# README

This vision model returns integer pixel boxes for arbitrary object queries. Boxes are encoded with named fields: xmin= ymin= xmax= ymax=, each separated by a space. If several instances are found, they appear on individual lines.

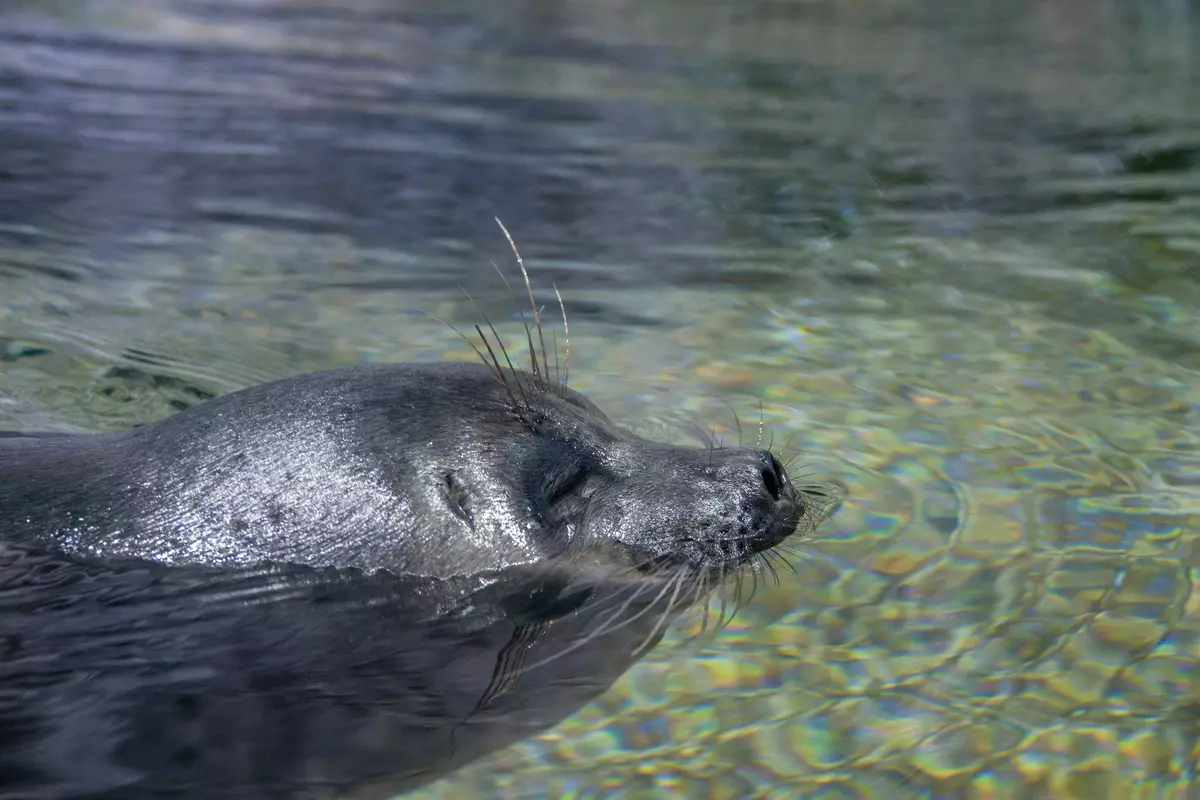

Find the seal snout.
xmin=683 ymin=447 xmax=801 ymax=564
xmin=747 ymin=449 xmax=800 ymax=551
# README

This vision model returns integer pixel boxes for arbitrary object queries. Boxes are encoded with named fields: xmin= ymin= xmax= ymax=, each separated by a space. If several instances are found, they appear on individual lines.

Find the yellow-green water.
xmin=2 ymin=1 xmax=1199 ymax=797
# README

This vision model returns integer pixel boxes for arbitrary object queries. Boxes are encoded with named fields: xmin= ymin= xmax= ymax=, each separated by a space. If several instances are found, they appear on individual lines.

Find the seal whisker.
xmin=554 ymin=555 xmax=669 ymax=630
xmin=766 ymin=547 xmax=799 ymax=577
xmin=475 ymin=325 xmax=530 ymax=409
xmin=745 ymin=560 xmax=761 ymax=606
xmin=488 ymin=258 xmax=543 ymax=387
xmin=701 ymin=570 xmax=721 ymax=634
xmin=566 ymin=580 xmax=647 ymax=638
xmin=716 ymin=564 xmax=730 ymax=628
xmin=769 ymin=542 xmax=841 ymax=583
xmin=516 ymin=573 xmax=678 ymax=675
xmin=598 ymin=576 xmax=685 ymax=649
xmin=790 ymin=544 xmax=844 ymax=578
xmin=775 ymin=540 xmax=829 ymax=567
xmin=632 ymin=568 xmax=690 ymax=658
xmin=624 ymin=576 xmax=681 ymax=658
xmin=470 ymin=326 xmax=505 ymax=385
xmin=739 ymin=556 xmax=764 ymax=615
xmin=736 ymin=566 xmax=751 ymax=621
xmin=778 ymin=431 xmax=803 ymax=471
xmin=694 ymin=577 xmax=712 ymax=635
xmin=551 ymin=330 xmax=561 ymax=397
xmin=729 ymin=565 xmax=744 ymax=621
xmin=771 ymin=549 xmax=793 ymax=579
xmin=675 ymin=574 xmax=714 ymax=641
xmin=610 ymin=565 xmax=696 ymax=645
xmin=419 ymin=310 xmax=492 ymax=376
xmin=794 ymin=482 xmax=843 ymax=533
xmin=420 ymin=310 xmax=523 ymax=409
xmin=495 ymin=218 xmax=552 ymax=389
xmin=708 ymin=575 xmax=722 ymax=631
xmin=759 ymin=550 xmax=781 ymax=586
xmin=678 ymin=420 xmax=714 ymax=449
xmin=455 ymin=283 xmax=530 ymax=408
xmin=704 ymin=577 xmax=726 ymax=632
xmin=719 ymin=400 xmax=744 ymax=449
xmin=747 ymin=553 xmax=764 ymax=586
xmin=553 ymin=283 xmax=569 ymax=395
xmin=802 ymin=499 xmax=827 ymax=533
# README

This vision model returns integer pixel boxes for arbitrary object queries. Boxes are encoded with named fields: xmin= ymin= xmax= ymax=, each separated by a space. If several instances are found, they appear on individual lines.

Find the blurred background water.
xmin=1 ymin=1 xmax=1199 ymax=797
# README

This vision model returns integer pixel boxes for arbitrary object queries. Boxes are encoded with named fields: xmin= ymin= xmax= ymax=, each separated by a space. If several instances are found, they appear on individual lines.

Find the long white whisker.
xmin=631 ymin=568 xmax=690 ymax=658
xmin=514 ymin=571 xmax=685 ymax=674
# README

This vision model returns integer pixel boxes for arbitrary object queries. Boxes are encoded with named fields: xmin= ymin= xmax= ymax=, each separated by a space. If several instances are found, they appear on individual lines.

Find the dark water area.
xmin=2 ymin=1 xmax=1196 ymax=289
xmin=2 ymin=0 xmax=1200 ymax=797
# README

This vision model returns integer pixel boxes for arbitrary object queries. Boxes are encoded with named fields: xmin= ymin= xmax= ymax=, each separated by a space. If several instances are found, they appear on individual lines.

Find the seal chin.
xmin=752 ymin=496 xmax=802 ymax=552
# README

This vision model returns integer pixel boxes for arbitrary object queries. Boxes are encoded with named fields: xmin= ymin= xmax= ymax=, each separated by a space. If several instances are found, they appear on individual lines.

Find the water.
xmin=1 ymin=0 xmax=1199 ymax=797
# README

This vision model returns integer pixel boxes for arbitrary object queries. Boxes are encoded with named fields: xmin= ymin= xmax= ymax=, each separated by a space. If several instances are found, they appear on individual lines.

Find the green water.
xmin=2 ymin=1 xmax=1199 ymax=797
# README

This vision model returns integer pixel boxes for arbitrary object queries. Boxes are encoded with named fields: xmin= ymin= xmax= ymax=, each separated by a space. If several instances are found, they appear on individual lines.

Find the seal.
xmin=0 ymin=225 xmax=839 ymax=798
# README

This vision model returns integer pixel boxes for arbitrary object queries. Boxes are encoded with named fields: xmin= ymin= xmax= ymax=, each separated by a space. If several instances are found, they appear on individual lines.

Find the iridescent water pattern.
xmin=2 ymin=0 xmax=1200 ymax=797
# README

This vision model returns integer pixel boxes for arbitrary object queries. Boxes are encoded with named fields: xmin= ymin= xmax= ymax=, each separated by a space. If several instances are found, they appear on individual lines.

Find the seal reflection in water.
xmin=0 ymin=223 xmax=839 ymax=799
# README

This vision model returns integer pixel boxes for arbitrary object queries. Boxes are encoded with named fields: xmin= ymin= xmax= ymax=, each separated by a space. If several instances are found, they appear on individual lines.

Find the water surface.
xmin=2 ymin=1 xmax=1200 ymax=797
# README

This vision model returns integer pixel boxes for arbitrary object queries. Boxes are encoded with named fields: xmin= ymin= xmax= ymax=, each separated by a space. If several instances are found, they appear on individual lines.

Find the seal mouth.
xmin=654 ymin=477 xmax=840 ymax=576
xmin=755 ymin=503 xmax=803 ymax=552
xmin=650 ymin=516 xmax=798 ymax=575
xmin=728 ymin=467 xmax=804 ymax=558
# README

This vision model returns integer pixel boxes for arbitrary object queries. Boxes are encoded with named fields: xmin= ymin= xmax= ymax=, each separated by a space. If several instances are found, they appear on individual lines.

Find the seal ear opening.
xmin=441 ymin=471 xmax=475 ymax=528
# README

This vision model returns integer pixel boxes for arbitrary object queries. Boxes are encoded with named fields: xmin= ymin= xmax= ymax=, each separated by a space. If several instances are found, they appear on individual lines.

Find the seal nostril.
xmin=760 ymin=454 xmax=783 ymax=502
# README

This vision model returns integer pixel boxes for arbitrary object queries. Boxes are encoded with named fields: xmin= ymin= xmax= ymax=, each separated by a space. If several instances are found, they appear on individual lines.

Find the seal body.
xmin=0 ymin=361 xmax=820 ymax=798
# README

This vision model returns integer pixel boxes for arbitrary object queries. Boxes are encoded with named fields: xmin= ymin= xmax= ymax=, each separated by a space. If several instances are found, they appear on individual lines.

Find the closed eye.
xmin=548 ymin=467 xmax=590 ymax=506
